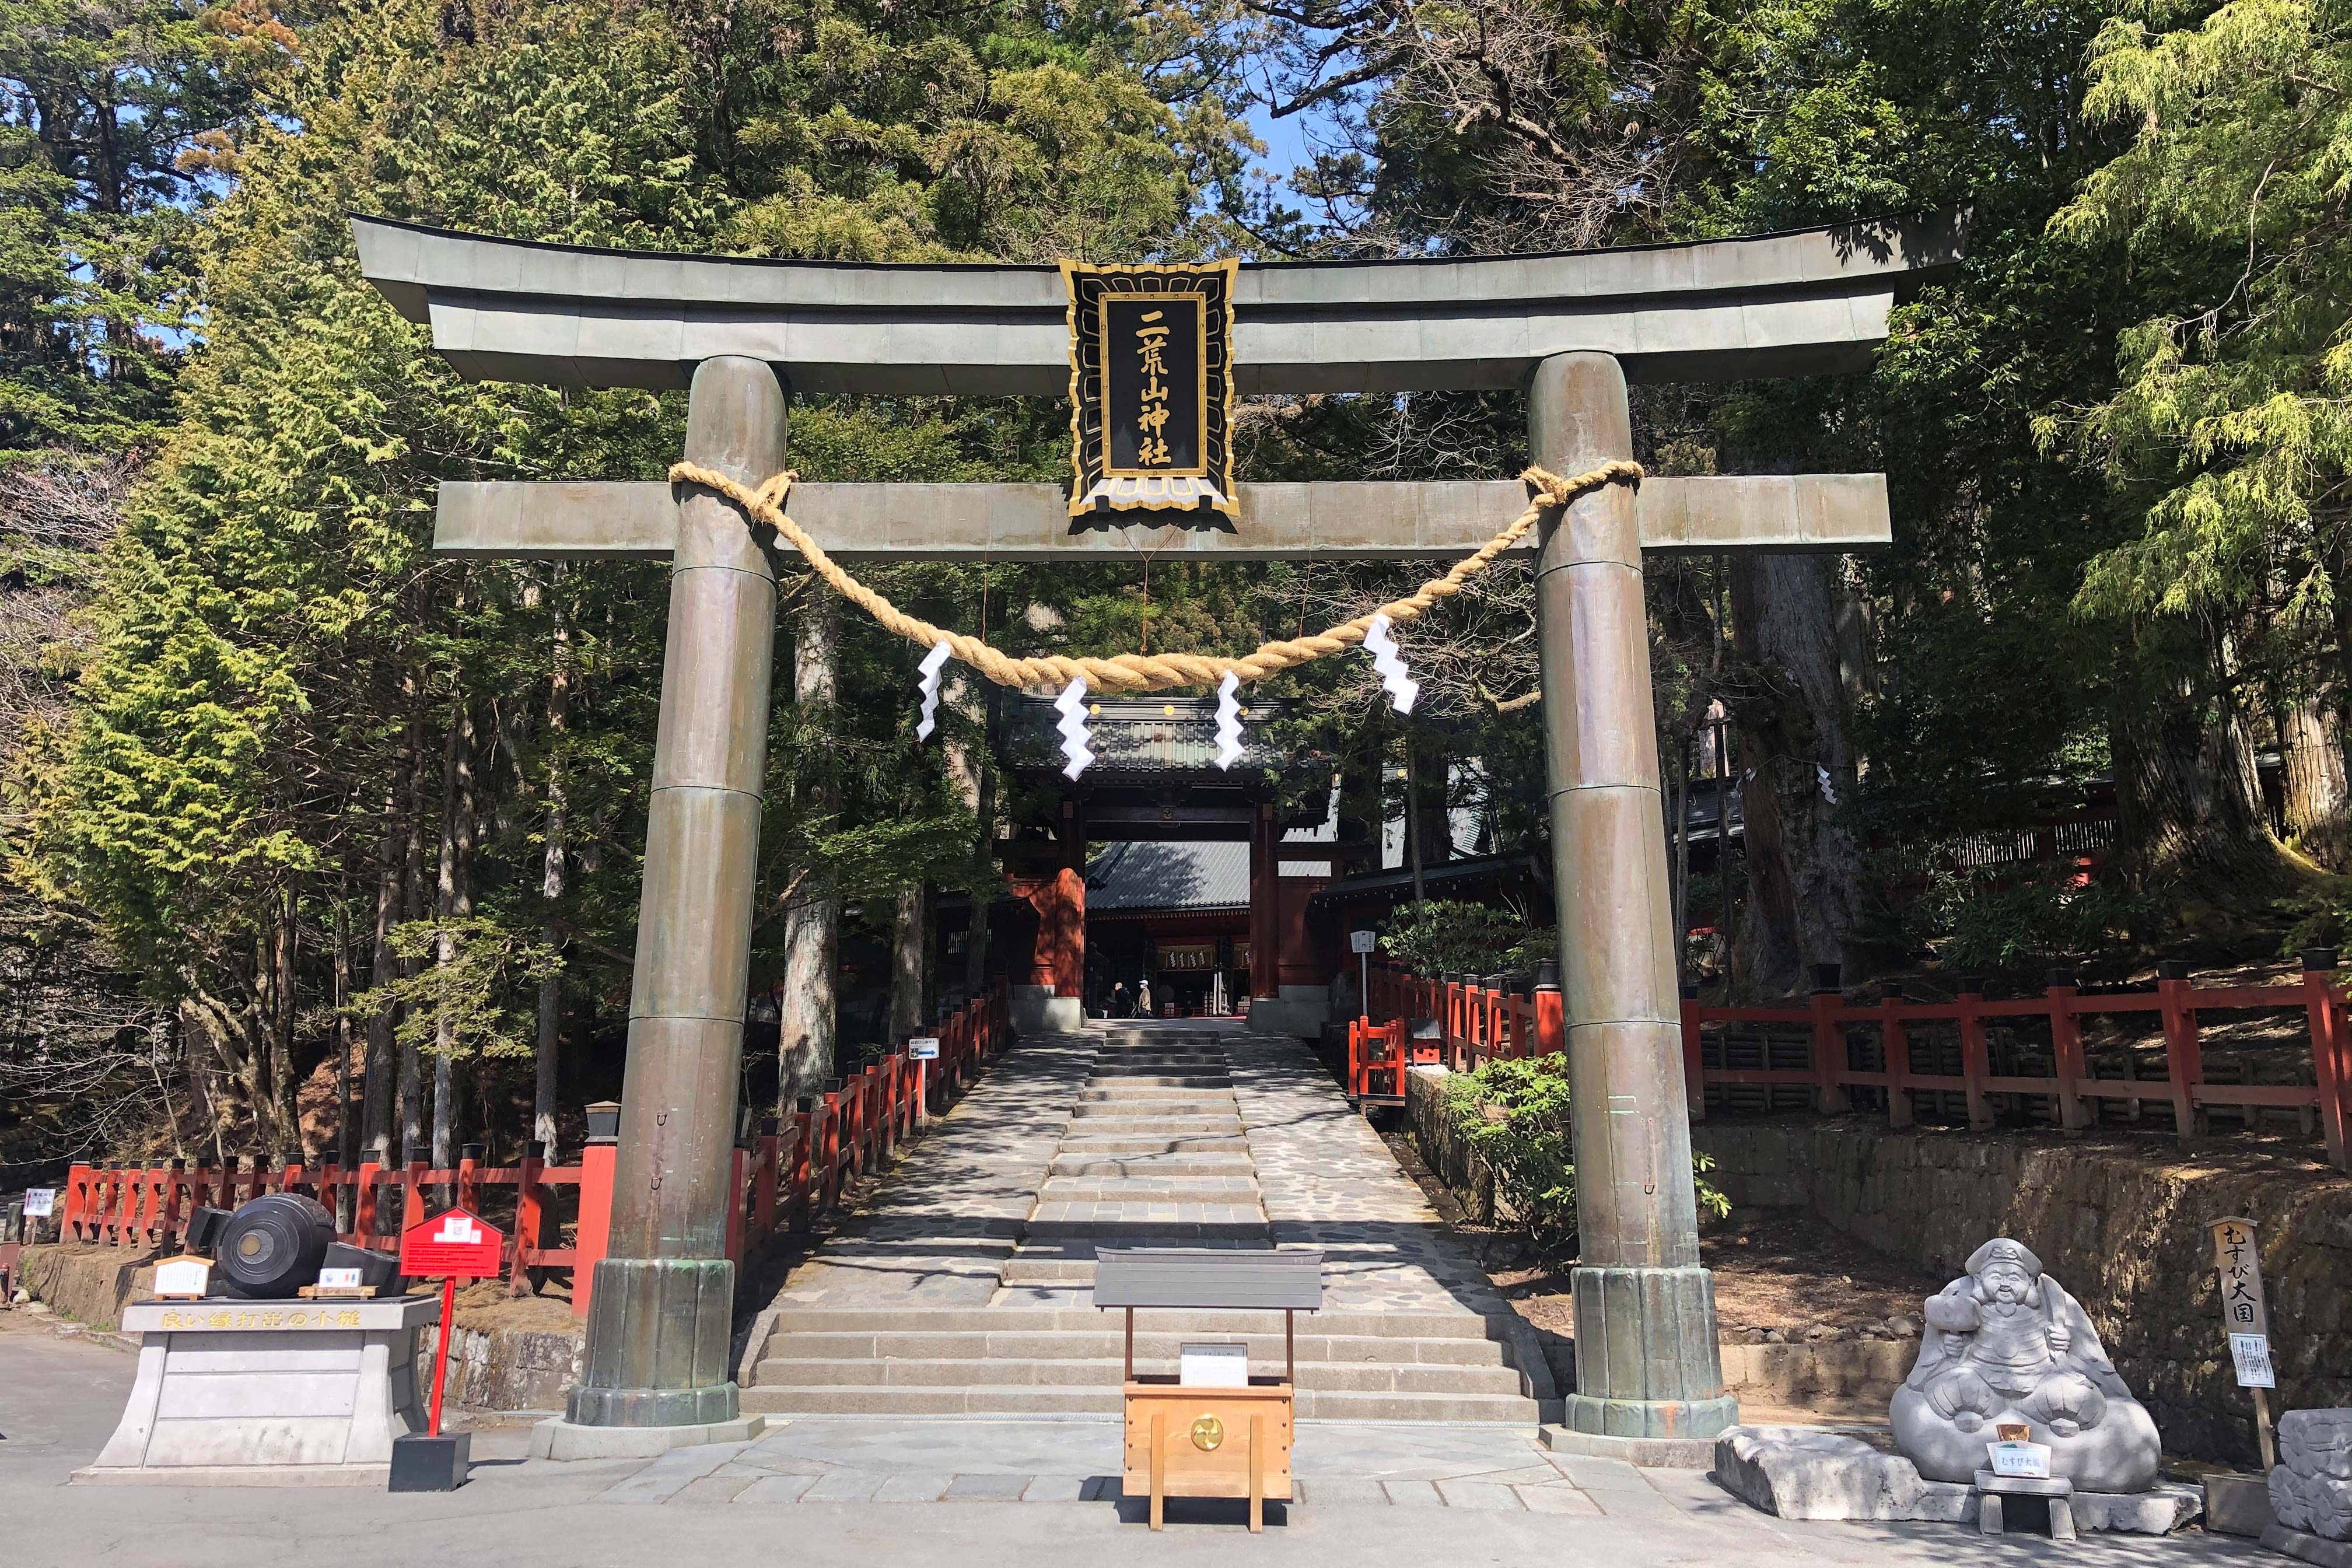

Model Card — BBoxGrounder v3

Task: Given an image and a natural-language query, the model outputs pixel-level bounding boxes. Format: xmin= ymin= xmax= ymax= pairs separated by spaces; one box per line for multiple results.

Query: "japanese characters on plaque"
xmin=2211 ymin=1216 xmax=2277 ymax=1389
xmin=1060 ymin=259 xmax=1238 ymax=518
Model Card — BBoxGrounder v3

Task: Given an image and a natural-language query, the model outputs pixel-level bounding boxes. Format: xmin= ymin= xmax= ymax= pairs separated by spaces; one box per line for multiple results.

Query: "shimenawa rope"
xmin=667 ymin=458 xmax=1644 ymax=694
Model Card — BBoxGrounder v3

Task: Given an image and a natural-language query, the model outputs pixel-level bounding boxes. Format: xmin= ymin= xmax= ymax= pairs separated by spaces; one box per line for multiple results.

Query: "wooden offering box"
xmin=1094 ymin=1247 xmax=1324 ymax=1532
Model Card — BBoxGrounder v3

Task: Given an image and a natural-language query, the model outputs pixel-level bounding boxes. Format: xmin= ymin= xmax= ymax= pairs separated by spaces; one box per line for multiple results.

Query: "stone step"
xmin=740 ymin=1385 xmax=1538 ymax=1422
xmin=748 ymin=1357 xmax=1530 ymax=1395
xmin=1038 ymin=1178 xmax=1261 ymax=1201
xmin=755 ymin=1330 xmax=1515 ymax=1368
xmin=1075 ymin=1074 xmax=1233 ymax=1088
xmin=1077 ymin=1083 xmax=1235 ymax=1098
xmin=754 ymin=1307 xmax=1508 ymax=1338
xmin=1050 ymin=1154 xmax=1258 ymax=1177
xmin=1057 ymin=1119 xmax=1242 ymax=1137
xmin=1068 ymin=1097 xmax=1236 ymax=1114
xmin=1023 ymin=1220 xmax=1269 ymax=1244
xmin=1053 ymin=1135 xmax=1250 ymax=1154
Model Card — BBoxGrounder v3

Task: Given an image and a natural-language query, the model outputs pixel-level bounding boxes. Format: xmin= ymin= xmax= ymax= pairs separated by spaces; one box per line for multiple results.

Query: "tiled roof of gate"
xmin=1085 ymin=840 xmax=1250 ymax=913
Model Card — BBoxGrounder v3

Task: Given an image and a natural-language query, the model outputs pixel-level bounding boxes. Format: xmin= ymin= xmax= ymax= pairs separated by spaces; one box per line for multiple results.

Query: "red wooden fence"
xmin=1356 ymin=960 xmax=2351 ymax=1171
xmin=57 ymin=982 xmax=1011 ymax=1317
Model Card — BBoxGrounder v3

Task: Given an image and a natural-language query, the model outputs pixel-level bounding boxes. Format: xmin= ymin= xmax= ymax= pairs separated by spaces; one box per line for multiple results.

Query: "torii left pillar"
xmin=565 ymin=356 xmax=783 ymax=1436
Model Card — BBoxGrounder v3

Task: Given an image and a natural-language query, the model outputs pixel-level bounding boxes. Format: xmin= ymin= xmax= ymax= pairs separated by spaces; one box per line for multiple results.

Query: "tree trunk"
xmin=398 ymin=703 xmax=429 ymax=1168
xmin=362 ymin=755 xmax=405 ymax=1166
xmin=1404 ymin=733 xmax=1427 ymax=907
xmin=1728 ymin=553 xmax=1864 ymax=998
xmin=536 ymin=583 xmax=572 ymax=1155
xmin=2281 ymin=694 xmax=2347 ymax=843
xmin=272 ymin=883 xmax=298 ymax=1156
xmin=2112 ymin=648 xmax=2290 ymax=890
xmin=888 ymin=882 xmax=928 ymax=1044
xmin=430 ymin=707 xmax=474 ymax=1174
xmin=778 ymin=598 xmax=839 ymax=1112
xmin=334 ymin=898 xmax=353 ymax=1191
xmin=965 ymin=698 xmax=996 ymax=1005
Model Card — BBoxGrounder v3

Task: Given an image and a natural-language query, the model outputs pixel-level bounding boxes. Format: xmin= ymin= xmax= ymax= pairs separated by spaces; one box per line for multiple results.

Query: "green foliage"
xmin=1379 ymin=900 xmax=1528 ymax=977
xmin=349 ymin=916 xmax=560 ymax=1066
xmin=0 ymin=0 xmax=289 ymax=459
xmin=1923 ymin=871 xmax=2151 ymax=975
xmin=1441 ymin=1054 xmax=1729 ymax=1259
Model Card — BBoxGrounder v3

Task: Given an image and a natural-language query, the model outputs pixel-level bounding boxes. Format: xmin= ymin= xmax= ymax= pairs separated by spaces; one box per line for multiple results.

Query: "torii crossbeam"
xmin=354 ymin=212 xmax=1964 ymax=1455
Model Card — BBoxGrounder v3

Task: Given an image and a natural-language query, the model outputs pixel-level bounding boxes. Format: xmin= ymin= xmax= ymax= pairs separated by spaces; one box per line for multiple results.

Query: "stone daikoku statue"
xmin=1890 ymin=1238 xmax=2163 ymax=1493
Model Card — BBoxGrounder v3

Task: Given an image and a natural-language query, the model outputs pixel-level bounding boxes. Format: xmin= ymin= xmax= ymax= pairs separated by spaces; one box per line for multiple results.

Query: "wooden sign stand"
xmin=1094 ymin=1248 xmax=1322 ymax=1534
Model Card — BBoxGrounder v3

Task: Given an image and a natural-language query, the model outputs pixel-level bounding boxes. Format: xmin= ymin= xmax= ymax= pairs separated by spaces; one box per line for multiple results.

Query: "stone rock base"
xmin=1713 ymin=1426 xmax=2202 ymax=1534
xmin=2209 ymin=1473 xmax=2281 ymax=1537
xmin=2266 ymin=1525 xmax=2352 ymax=1568
xmin=1714 ymin=1426 xmax=1971 ymax=1521
xmin=527 ymin=1412 xmax=767 ymax=1461
xmin=1541 ymin=1424 xmax=1720 ymax=1471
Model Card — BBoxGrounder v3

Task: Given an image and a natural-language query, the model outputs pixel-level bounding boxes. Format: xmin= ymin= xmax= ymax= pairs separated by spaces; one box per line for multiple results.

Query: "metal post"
xmin=569 ymin=356 xmax=785 ymax=1431
xmin=1530 ymin=351 xmax=1736 ymax=1448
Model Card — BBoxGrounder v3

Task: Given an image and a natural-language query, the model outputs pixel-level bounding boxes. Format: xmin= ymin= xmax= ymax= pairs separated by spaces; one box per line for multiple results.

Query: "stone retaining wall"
xmin=1692 ymin=1119 xmax=2352 ymax=1466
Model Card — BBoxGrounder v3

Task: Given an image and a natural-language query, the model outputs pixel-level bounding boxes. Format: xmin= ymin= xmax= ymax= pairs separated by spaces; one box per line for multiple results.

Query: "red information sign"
xmin=400 ymin=1205 xmax=507 ymax=1440
xmin=399 ymin=1205 xmax=505 ymax=1280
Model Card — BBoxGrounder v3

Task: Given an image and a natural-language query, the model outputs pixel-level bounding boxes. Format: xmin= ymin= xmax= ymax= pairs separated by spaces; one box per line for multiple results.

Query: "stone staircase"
xmin=739 ymin=1024 xmax=1553 ymax=1423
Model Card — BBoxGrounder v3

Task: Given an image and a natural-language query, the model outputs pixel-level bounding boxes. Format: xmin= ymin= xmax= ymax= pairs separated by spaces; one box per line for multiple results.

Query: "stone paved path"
xmin=740 ymin=1023 xmax=1555 ymax=1420
xmin=591 ymin=1415 xmax=1737 ymax=1521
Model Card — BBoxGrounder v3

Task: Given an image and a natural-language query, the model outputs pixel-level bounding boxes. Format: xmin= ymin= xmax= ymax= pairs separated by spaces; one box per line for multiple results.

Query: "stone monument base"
xmin=2267 ymin=1524 xmax=2352 ymax=1568
xmin=74 ymin=1294 xmax=438 ymax=1487
xmin=1713 ymin=1426 xmax=2202 ymax=1534
xmin=527 ymin=1412 xmax=768 ymax=1461
xmin=1011 ymin=985 xmax=1083 ymax=1034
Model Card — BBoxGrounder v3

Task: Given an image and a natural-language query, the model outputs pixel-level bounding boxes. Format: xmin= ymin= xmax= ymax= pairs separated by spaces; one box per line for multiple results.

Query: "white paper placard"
xmin=1179 ymin=1343 xmax=1249 ymax=1388
xmin=22 ymin=1187 xmax=55 ymax=1218
xmin=1987 ymin=1441 xmax=2052 ymax=1479
xmin=317 ymin=1267 xmax=365 ymax=1290
xmin=152 ymin=1256 xmax=211 ymax=1299
xmin=1350 ymin=930 xmax=1378 ymax=954
xmin=2230 ymin=1332 xmax=2277 ymax=1389
xmin=907 ymin=1037 xmax=940 ymax=1061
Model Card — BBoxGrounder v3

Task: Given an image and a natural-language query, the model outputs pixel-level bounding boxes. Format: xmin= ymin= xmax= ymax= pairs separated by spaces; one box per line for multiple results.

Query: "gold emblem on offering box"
xmin=1190 ymin=1415 xmax=1225 ymax=1451
xmin=1060 ymin=258 xmax=1238 ymax=519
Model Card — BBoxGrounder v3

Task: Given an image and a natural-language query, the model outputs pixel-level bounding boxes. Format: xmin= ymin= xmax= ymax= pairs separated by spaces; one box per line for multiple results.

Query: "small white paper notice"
xmin=153 ymin=1257 xmax=211 ymax=1298
xmin=1987 ymin=1441 xmax=2052 ymax=1479
xmin=2231 ymin=1332 xmax=2277 ymax=1389
xmin=1179 ymin=1343 xmax=1249 ymax=1389
xmin=317 ymin=1267 xmax=365 ymax=1290
xmin=22 ymin=1187 xmax=54 ymax=1218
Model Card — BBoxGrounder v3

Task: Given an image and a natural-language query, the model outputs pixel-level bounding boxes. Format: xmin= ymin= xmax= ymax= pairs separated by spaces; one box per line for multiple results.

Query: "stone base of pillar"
xmin=1241 ymin=986 xmax=1329 ymax=1038
xmin=1538 ymin=1424 xmax=1723 ymax=1470
xmin=528 ymin=1413 xmax=768 ymax=1461
xmin=566 ymin=1256 xmax=737 ymax=1428
xmin=1562 ymin=1264 xmax=1739 ymax=1443
xmin=1010 ymin=984 xmax=1084 ymax=1034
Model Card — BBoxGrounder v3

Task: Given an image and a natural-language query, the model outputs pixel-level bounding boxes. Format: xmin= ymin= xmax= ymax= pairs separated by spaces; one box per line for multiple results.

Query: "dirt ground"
xmin=1382 ymin=1126 xmax=1947 ymax=1345
xmin=1489 ymin=1208 xmax=1951 ymax=1342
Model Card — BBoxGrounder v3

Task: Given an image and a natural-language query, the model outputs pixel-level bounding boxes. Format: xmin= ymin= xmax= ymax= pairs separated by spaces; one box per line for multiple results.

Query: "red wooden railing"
xmin=1346 ymin=968 xmax=1564 ymax=1100
xmin=57 ymin=981 xmax=1012 ymax=1317
xmin=1359 ymin=960 xmax=2352 ymax=1171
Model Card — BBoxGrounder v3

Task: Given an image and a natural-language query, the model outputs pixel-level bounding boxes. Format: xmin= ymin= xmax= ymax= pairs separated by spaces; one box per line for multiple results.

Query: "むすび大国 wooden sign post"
xmin=357 ymin=211 xmax=1964 ymax=1457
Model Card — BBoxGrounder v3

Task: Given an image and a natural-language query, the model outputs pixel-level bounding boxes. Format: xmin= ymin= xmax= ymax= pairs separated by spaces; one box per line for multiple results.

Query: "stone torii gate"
xmin=354 ymin=212 xmax=1964 ymax=1455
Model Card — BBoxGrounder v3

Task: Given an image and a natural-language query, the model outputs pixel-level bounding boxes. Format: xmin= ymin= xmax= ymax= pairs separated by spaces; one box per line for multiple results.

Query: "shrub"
xmin=1381 ymin=900 xmax=1529 ymax=975
xmin=1440 ymin=1053 xmax=1728 ymax=1259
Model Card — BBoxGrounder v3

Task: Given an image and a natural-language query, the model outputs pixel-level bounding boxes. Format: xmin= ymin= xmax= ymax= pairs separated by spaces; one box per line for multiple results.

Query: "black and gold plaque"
xmin=1060 ymin=258 xmax=1238 ymax=518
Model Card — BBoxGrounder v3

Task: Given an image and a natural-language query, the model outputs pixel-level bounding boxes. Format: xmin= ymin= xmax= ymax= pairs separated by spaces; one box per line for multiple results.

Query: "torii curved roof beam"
xmin=351 ymin=212 xmax=1966 ymax=398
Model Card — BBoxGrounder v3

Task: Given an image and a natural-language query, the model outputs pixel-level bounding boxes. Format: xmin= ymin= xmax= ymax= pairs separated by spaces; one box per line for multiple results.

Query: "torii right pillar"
xmin=1532 ymin=352 xmax=1737 ymax=1454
